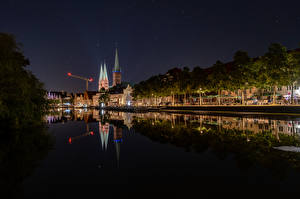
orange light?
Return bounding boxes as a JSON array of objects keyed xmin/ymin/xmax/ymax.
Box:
[{"xmin": 67, "ymin": 72, "xmax": 72, "ymax": 76}]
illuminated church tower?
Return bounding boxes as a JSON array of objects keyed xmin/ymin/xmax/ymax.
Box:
[
  {"xmin": 112, "ymin": 48, "xmax": 121, "ymax": 86},
  {"xmin": 98, "ymin": 62, "xmax": 109, "ymax": 91}
]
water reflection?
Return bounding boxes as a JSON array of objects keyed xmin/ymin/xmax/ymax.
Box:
[
  {"xmin": 0, "ymin": 120, "xmax": 54, "ymax": 198},
  {"xmin": 47, "ymin": 108, "xmax": 300, "ymax": 137},
  {"xmin": 31, "ymin": 108, "xmax": 300, "ymax": 197},
  {"xmin": 46, "ymin": 109, "xmax": 300, "ymax": 178}
]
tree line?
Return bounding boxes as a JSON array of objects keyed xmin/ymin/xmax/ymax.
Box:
[
  {"xmin": 133, "ymin": 43, "xmax": 300, "ymax": 105},
  {"xmin": 0, "ymin": 33, "xmax": 48, "ymax": 127}
]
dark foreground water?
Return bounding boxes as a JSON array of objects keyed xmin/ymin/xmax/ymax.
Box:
[{"xmin": 5, "ymin": 109, "xmax": 300, "ymax": 198}]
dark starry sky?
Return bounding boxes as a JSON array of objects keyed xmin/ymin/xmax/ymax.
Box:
[{"xmin": 1, "ymin": 0, "xmax": 300, "ymax": 92}]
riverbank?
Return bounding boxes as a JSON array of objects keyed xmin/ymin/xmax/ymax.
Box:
[
  {"xmin": 52, "ymin": 104, "xmax": 300, "ymax": 115},
  {"xmin": 102, "ymin": 105, "xmax": 300, "ymax": 115}
]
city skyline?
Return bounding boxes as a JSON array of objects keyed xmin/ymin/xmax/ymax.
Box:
[{"xmin": 1, "ymin": 0, "xmax": 300, "ymax": 92}]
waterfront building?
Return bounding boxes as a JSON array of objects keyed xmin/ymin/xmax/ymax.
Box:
[
  {"xmin": 47, "ymin": 91, "xmax": 73, "ymax": 106},
  {"xmin": 108, "ymin": 84, "xmax": 133, "ymax": 106}
]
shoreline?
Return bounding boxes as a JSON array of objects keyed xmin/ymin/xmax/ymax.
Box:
[
  {"xmin": 105, "ymin": 105, "xmax": 300, "ymax": 116},
  {"xmin": 51, "ymin": 105, "xmax": 300, "ymax": 116}
]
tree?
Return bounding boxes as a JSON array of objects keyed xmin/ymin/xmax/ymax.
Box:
[
  {"xmin": 0, "ymin": 33, "xmax": 53, "ymax": 197},
  {"xmin": 191, "ymin": 66, "xmax": 208, "ymax": 105},
  {"xmin": 284, "ymin": 49, "xmax": 300, "ymax": 103},
  {"xmin": 231, "ymin": 51, "xmax": 253, "ymax": 104},
  {"xmin": 207, "ymin": 61, "xmax": 228, "ymax": 105},
  {"xmin": 99, "ymin": 88, "xmax": 110, "ymax": 105},
  {"xmin": 0, "ymin": 33, "xmax": 48, "ymax": 127},
  {"xmin": 180, "ymin": 67, "xmax": 192, "ymax": 104},
  {"xmin": 258, "ymin": 43, "xmax": 292, "ymax": 104}
]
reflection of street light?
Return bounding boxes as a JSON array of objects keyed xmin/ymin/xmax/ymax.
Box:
[
  {"xmin": 171, "ymin": 91, "xmax": 174, "ymax": 106},
  {"xmin": 100, "ymin": 102, "xmax": 105, "ymax": 108}
]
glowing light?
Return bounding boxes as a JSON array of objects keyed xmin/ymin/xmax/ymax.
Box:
[
  {"xmin": 89, "ymin": 78, "xmax": 93, "ymax": 82},
  {"xmin": 67, "ymin": 72, "xmax": 72, "ymax": 76},
  {"xmin": 68, "ymin": 137, "xmax": 72, "ymax": 144},
  {"xmin": 90, "ymin": 131, "xmax": 94, "ymax": 135}
]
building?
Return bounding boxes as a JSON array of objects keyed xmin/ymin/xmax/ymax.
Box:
[
  {"xmin": 108, "ymin": 85, "xmax": 133, "ymax": 106},
  {"xmin": 47, "ymin": 91, "xmax": 74, "ymax": 106},
  {"xmin": 112, "ymin": 48, "xmax": 121, "ymax": 86},
  {"xmin": 74, "ymin": 91, "xmax": 98, "ymax": 107}
]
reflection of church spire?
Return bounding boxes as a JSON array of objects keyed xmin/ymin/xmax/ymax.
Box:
[
  {"xmin": 98, "ymin": 122, "xmax": 110, "ymax": 151},
  {"xmin": 113, "ymin": 125, "xmax": 122, "ymax": 168},
  {"xmin": 115, "ymin": 141, "xmax": 120, "ymax": 168}
]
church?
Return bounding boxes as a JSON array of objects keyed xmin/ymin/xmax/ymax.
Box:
[
  {"xmin": 93, "ymin": 48, "xmax": 132, "ymax": 107},
  {"xmin": 98, "ymin": 48, "xmax": 122, "ymax": 91},
  {"xmin": 73, "ymin": 48, "xmax": 133, "ymax": 107}
]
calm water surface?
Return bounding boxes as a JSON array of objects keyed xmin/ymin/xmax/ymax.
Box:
[{"xmin": 15, "ymin": 110, "xmax": 300, "ymax": 197}]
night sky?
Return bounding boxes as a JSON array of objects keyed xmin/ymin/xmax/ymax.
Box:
[{"xmin": 1, "ymin": 0, "xmax": 300, "ymax": 92}]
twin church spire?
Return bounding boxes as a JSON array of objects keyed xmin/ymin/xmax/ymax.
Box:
[
  {"xmin": 98, "ymin": 61, "xmax": 109, "ymax": 91},
  {"xmin": 98, "ymin": 48, "xmax": 121, "ymax": 91}
]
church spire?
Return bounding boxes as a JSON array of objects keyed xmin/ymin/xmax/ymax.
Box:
[
  {"xmin": 113, "ymin": 48, "xmax": 121, "ymax": 72},
  {"xmin": 103, "ymin": 61, "xmax": 109, "ymax": 81},
  {"xmin": 98, "ymin": 63, "xmax": 103, "ymax": 91}
]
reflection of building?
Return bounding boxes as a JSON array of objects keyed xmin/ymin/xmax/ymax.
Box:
[
  {"xmin": 123, "ymin": 112, "xmax": 133, "ymax": 129},
  {"xmin": 112, "ymin": 48, "xmax": 121, "ymax": 86},
  {"xmin": 132, "ymin": 112, "xmax": 300, "ymax": 136},
  {"xmin": 109, "ymin": 112, "xmax": 133, "ymax": 129}
]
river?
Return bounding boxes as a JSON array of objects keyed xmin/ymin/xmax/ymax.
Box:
[{"xmin": 11, "ymin": 109, "xmax": 300, "ymax": 197}]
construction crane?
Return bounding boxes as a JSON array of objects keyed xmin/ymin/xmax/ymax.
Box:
[{"xmin": 67, "ymin": 72, "xmax": 93, "ymax": 91}]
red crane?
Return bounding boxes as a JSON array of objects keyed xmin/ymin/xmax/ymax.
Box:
[{"xmin": 67, "ymin": 72, "xmax": 93, "ymax": 91}]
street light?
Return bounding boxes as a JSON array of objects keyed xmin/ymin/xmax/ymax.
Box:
[{"xmin": 199, "ymin": 88, "xmax": 202, "ymax": 106}]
